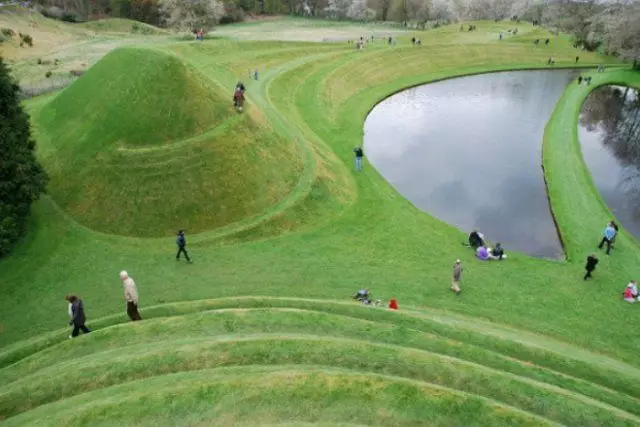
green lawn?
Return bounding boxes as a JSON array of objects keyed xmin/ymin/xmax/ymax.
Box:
[{"xmin": 1, "ymin": 17, "xmax": 639, "ymax": 425}]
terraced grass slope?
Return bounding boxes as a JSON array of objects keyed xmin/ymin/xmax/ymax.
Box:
[
  {"xmin": 2, "ymin": 18, "xmax": 639, "ymax": 426},
  {"xmin": 2, "ymin": 299, "xmax": 640, "ymax": 425},
  {"xmin": 35, "ymin": 46, "xmax": 305, "ymax": 236}
]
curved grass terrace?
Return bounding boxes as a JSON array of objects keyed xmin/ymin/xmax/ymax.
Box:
[{"xmin": 1, "ymin": 15, "xmax": 639, "ymax": 425}]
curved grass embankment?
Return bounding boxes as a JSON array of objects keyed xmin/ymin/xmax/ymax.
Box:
[
  {"xmin": 1, "ymin": 19, "xmax": 639, "ymax": 425},
  {"xmin": 2, "ymin": 301, "xmax": 640, "ymax": 425}
]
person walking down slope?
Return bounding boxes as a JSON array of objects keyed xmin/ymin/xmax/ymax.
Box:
[
  {"xmin": 354, "ymin": 147, "xmax": 364, "ymax": 172},
  {"xmin": 176, "ymin": 230, "xmax": 191, "ymax": 263},
  {"xmin": 584, "ymin": 253, "xmax": 598, "ymax": 280},
  {"xmin": 452, "ymin": 260, "xmax": 463, "ymax": 295},
  {"xmin": 66, "ymin": 295, "xmax": 91, "ymax": 338},
  {"xmin": 598, "ymin": 222, "xmax": 617, "ymax": 255},
  {"xmin": 120, "ymin": 271, "xmax": 142, "ymax": 321}
]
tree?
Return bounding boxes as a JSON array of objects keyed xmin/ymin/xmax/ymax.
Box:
[
  {"xmin": 0, "ymin": 57, "xmax": 48, "ymax": 257},
  {"xmin": 324, "ymin": 0, "xmax": 350, "ymax": 19},
  {"xmin": 159, "ymin": 0, "xmax": 225, "ymax": 29},
  {"xmin": 347, "ymin": 0, "xmax": 368, "ymax": 20},
  {"xmin": 378, "ymin": 0, "xmax": 390, "ymax": 20},
  {"xmin": 405, "ymin": 0, "xmax": 430, "ymax": 25},
  {"xmin": 601, "ymin": 0, "xmax": 640, "ymax": 63}
]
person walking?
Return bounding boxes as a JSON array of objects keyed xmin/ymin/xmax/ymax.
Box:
[
  {"xmin": 176, "ymin": 230, "xmax": 191, "ymax": 262},
  {"xmin": 584, "ymin": 253, "xmax": 598, "ymax": 280},
  {"xmin": 452, "ymin": 260, "xmax": 463, "ymax": 295},
  {"xmin": 354, "ymin": 147, "xmax": 364, "ymax": 172},
  {"xmin": 598, "ymin": 222, "xmax": 617, "ymax": 255},
  {"xmin": 66, "ymin": 295, "xmax": 91, "ymax": 338},
  {"xmin": 120, "ymin": 271, "xmax": 142, "ymax": 321},
  {"xmin": 610, "ymin": 220, "xmax": 620, "ymax": 247}
]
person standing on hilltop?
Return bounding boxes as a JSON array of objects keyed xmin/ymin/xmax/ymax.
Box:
[
  {"xmin": 176, "ymin": 230, "xmax": 191, "ymax": 263},
  {"xmin": 120, "ymin": 271, "xmax": 142, "ymax": 321}
]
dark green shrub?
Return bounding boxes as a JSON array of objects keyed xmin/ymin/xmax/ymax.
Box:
[
  {"xmin": 19, "ymin": 33, "xmax": 33, "ymax": 47},
  {"xmin": 45, "ymin": 71, "xmax": 52, "ymax": 78},
  {"xmin": 61, "ymin": 13, "xmax": 77, "ymax": 22}
]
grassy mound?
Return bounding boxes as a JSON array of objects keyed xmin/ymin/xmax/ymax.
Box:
[
  {"xmin": 39, "ymin": 47, "xmax": 228, "ymax": 149},
  {"xmin": 34, "ymin": 47, "xmax": 305, "ymax": 237}
]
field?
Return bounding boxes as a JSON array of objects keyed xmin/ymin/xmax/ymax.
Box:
[{"xmin": 1, "ymin": 10, "xmax": 640, "ymax": 426}]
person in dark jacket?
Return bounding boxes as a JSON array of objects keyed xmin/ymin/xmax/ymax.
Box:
[
  {"xmin": 176, "ymin": 230, "xmax": 191, "ymax": 262},
  {"xmin": 468, "ymin": 230, "xmax": 485, "ymax": 249},
  {"xmin": 584, "ymin": 253, "xmax": 598, "ymax": 280},
  {"xmin": 66, "ymin": 295, "xmax": 91, "ymax": 338},
  {"xmin": 354, "ymin": 147, "xmax": 364, "ymax": 172}
]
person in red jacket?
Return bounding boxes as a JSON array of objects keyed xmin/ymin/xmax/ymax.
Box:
[{"xmin": 388, "ymin": 299, "xmax": 398, "ymax": 310}]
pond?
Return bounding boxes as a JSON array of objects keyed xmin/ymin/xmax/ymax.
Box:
[
  {"xmin": 363, "ymin": 70, "xmax": 578, "ymax": 259},
  {"xmin": 578, "ymin": 85, "xmax": 640, "ymax": 238}
]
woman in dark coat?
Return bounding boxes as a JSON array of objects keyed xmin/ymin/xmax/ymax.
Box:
[{"xmin": 66, "ymin": 295, "xmax": 91, "ymax": 338}]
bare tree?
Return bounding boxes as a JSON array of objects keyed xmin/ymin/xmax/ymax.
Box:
[
  {"xmin": 347, "ymin": 0, "xmax": 369, "ymax": 20},
  {"xmin": 378, "ymin": 0, "xmax": 391, "ymax": 20},
  {"xmin": 405, "ymin": 0, "xmax": 431, "ymax": 26},
  {"xmin": 431, "ymin": 0, "xmax": 452, "ymax": 21},
  {"xmin": 601, "ymin": 0, "xmax": 640, "ymax": 63},
  {"xmin": 159, "ymin": 0, "xmax": 225, "ymax": 29}
]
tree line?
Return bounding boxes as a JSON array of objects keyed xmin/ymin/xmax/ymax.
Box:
[{"xmin": 29, "ymin": 0, "xmax": 639, "ymax": 63}]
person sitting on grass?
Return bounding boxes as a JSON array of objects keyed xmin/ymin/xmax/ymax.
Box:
[
  {"xmin": 353, "ymin": 288, "xmax": 370, "ymax": 302},
  {"xmin": 388, "ymin": 298, "xmax": 398, "ymax": 310},
  {"xmin": 489, "ymin": 243, "xmax": 506, "ymax": 260},
  {"xmin": 468, "ymin": 230, "xmax": 485, "ymax": 249},
  {"xmin": 476, "ymin": 245, "xmax": 490, "ymax": 261},
  {"xmin": 623, "ymin": 282, "xmax": 637, "ymax": 303}
]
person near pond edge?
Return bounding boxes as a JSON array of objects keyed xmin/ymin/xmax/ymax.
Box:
[
  {"xmin": 66, "ymin": 294, "xmax": 91, "ymax": 338},
  {"xmin": 598, "ymin": 222, "xmax": 617, "ymax": 255},
  {"xmin": 176, "ymin": 230, "xmax": 191, "ymax": 263},
  {"xmin": 610, "ymin": 220, "xmax": 620, "ymax": 247},
  {"xmin": 468, "ymin": 230, "xmax": 485, "ymax": 249},
  {"xmin": 354, "ymin": 147, "xmax": 364, "ymax": 172},
  {"xmin": 491, "ymin": 243, "xmax": 505, "ymax": 260},
  {"xmin": 584, "ymin": 253, "xmax": 598, "ymax": 280},
  {"xmin": 476, "ymin": 246, "xmax": 490, "ymax": 261},
  {"xmin": 120, "ymin": 271, "xmax": 142, "ymax": 321},
  {"xmin": 452, "ymin": 260, "xmax": 463, "ymax": 295}
]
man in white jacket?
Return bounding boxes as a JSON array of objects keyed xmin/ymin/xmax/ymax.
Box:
[{"xmin": 120, "ymin": 270, "xmax": 142, "ymax": 321}]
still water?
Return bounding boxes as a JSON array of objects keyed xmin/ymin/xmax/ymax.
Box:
[
  {"xmin": 579, "ymin": 85, "xmax": 640, "ymax": 238},
  {"xmin": 363, "ymin": 70, "xmax": 577, "ymax": 258}
]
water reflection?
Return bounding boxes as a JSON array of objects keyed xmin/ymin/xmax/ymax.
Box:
[
  {"xmin": 364, "ymin": 71, "xmax": 576, "ymax": 259},
  {"xmin": 579, "ymin": 86, "xmax": 640, "ymax": 237}
]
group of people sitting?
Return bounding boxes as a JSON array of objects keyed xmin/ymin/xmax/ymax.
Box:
[
  {"xmin": 468, "ymin": 230, "xmax": 507, "ymax": 261},
  {"xmin": 352, "ymin": 289, "xmax": 398, "ymax": 310}
]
